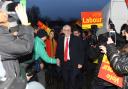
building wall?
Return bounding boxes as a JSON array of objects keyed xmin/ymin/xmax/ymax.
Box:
[{"xmin": 110, "ymin": 0, "xmax": 128, "ymax": 33}]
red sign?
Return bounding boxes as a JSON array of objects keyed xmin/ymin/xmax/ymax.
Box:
[
  {"xmin": 81, "ymin": 11, "xmax": 103, "ymax": 29},
  {"xmin": 98, "ymin": 55, "xmax": 123, "ymax": 88}
]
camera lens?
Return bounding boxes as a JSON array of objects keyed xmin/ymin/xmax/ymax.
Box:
[{"xmin": 7, "ymin": 2, "xmax": 18, "ymax": 12}]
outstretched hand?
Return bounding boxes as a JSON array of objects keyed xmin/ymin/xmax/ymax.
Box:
[
  {"xmin": 78, "ymin": 64, "xmax": 82, "ymax": 69},
  {"xmin": 15, "ymin": 4, "xmax": 30, "ymax": 26},
  {"xmin": 56, "ymin": 58, "xmax": 60, "ymax": 66}
]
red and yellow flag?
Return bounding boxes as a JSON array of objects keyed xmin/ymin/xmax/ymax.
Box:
[{"xmin": 37, "ymin": 20, "xmax": 51, "ymax": 35}]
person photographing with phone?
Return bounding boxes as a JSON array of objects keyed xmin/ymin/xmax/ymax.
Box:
[
  {"xmin": 99, "ymin": 37, "xmax": 128, "ymax": 89},
  {"xmin": 90, "ymin": 23, "xmax": 125, "ymax": 89},
  {"xmin": 99, "ymin": 25, "xmax": 128, "ymax": 89}
]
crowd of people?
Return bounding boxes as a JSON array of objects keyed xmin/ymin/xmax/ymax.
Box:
[{"xmin": 0, "ymin": 0, "xmax": 128, "ymax": 89}]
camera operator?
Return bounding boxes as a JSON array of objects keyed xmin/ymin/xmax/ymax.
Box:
[
  {"xmin": 84, "ymin": 26, "xmax": 100, "ymax": 89},
  {"xmin": 0, "ymin": 3, "xmax": 34, "ymax": 89},
  {"xmin": 85, "ymin": 25, "xmax": 99, "ymax": 64}
]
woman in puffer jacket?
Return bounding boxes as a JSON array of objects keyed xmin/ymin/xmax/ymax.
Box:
[{"xmin": 99, "ymin": 37, "xmax": 128, "ymax": 89}]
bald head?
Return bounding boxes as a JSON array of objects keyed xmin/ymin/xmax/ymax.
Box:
[{"xmin": 62, "ymin": 25, "xmax": 72, "ymax": 37}]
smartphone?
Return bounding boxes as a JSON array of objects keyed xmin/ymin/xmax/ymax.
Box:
[
  {"xmin": 109, "ymin": 31, "xmax": 116, "ymax": 44},
  {"xmin": 20, "ymin": 0, "xmax": 26, "ymax": 9}
]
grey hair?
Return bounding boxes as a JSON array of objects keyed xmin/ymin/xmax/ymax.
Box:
[{"xmin": 62, "ymin": 25, "xmax": 71, "ymax": 30}]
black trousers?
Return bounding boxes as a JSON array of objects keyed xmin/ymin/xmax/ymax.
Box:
[
  {"xmin": 92, "ymin": 85, "xmax": 118, "ymax": 89},
  {"xmin": 91, "ymin": 77, "xmax": 118, "ymax": 89},
  {"xmin": 62, "ymin": 62, "xmax": 82, "ymax": 89}
]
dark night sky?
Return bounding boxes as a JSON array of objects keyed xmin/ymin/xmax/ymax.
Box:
[{"xmin": 26, "ymin": 0, "xmax": 110, "ymax": 20}]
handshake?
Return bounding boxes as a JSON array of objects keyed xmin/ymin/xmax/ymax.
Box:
[
  {"xmin": 56, "ymin": 58, "xmax": 60, "ymax": 66},
  {"xmin": 55, "ymin": 58, "xmax": 83, "ymax": 69}
]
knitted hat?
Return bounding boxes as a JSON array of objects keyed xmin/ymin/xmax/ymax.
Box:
[{"xmin": 37, "ymin": 30, "xmax": 48, "ymax": 38}]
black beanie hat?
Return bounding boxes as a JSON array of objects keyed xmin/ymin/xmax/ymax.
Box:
[{"xmin": 37, "ymin": 30, "xmax": 48, "ymax": 38}]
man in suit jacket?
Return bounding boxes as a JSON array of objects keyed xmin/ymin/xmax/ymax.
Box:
[{"xmin": 56, "ymin": 25, "xmax": 84, "ymax": 89}]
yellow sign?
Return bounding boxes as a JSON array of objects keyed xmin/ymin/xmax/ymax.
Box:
[{"xmin": 81, "ymin": 11, "xmax": 103, "ymax": 29}]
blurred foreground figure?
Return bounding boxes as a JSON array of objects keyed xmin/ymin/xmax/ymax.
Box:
[
  {"xmin": 25, "ymin": 63, "xmax": 45, "ymax": 89},
  {"xmin": 0, "ymin": 3, "xmax": 34, "ymax": 89},
  {"xmin": 99, "ymin": 25, "xmax": 128, "ymax": 89}
]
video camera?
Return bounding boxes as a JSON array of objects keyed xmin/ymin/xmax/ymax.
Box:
[
  {"xmin": 0, "ymin": 0, "xmax": 19, "ymax": 28},
  {"xmin": 0, "ymin": 0, "xmax": 19, "ymax": 20}
]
